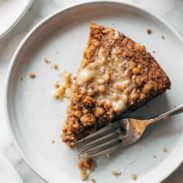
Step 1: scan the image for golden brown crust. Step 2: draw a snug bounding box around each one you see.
[61,22,171,147]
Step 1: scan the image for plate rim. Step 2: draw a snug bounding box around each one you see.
[4,1,183,182]
[0,0,33,39]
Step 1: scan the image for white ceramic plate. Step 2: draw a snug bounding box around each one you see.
[0,153,22,183]
[0,0,33,39]
[5,1,183,183]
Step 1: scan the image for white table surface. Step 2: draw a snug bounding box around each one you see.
[0,0,183,182]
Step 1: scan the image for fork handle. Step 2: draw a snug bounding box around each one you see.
[151,105,183,123]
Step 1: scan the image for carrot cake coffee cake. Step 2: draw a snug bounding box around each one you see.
[61,22,170,149]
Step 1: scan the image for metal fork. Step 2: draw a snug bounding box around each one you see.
[77,105,183,159]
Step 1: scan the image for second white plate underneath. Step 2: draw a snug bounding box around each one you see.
[0,0,33,39]
[5,1,183,183]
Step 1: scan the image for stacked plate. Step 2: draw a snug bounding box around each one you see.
[0,0,33,39]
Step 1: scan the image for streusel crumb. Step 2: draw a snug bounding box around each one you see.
[78,158,95,181]
[53,72,73,100]
[90,178,96,183]
[162,147,168,153]
[146,28,152,35]
[112,171,122,177]
[52,64,59,70]
[44,58,51,64]
[29,72,36,79]
[131,174,137,181]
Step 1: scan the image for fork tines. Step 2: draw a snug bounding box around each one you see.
[76,121,124,159]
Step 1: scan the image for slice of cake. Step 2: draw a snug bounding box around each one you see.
[61,22,171,148]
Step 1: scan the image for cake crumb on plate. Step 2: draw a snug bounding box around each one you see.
[52,71,73,100]
[78,158,95,181]
[52,64,59,70]
[29,72,36,79]
[130,174,137,181]
[52,85,65,100]
[90,178,96,183]
[54,82,60,89]
[162,147,168,153]
[44,58,51,64]
[146,28,152,34]
[106,153,111,159]
[51,140,55,144]
[112,171,122,177]
[161,35,165,40]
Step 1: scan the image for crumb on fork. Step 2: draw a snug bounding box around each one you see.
[29,72,36,79]
[146,28,152,35]
[130,174,137,181]
[112,171,122,177]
